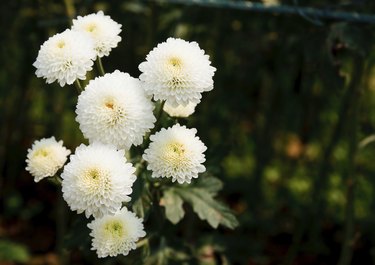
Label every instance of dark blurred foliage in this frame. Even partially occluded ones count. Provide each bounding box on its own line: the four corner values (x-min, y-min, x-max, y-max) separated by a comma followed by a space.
2, 0, 375, 264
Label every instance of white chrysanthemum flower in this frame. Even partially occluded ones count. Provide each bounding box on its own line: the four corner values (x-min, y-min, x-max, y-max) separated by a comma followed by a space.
33, 29, 96, 87
76, 71, 156, 150
26, 137, 71, 182
139, 37, 216, 107
163, 101, 197, 118
143, 124, 207, 184
72, 11, 122, 58
61, 143, 136, 218
88, 207, 146, 258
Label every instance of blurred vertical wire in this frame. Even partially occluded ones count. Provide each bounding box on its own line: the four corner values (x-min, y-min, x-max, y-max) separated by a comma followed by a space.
148, 0, 375, 25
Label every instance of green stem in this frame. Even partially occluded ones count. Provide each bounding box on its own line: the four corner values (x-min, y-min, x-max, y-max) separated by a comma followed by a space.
307, 60, 361, 250
96, 57, 106, 76
63, 0, 75, 22
135, 158, 146, 175
56, 188, 68, 265
156, 100, 165, 121
74, 80, 83, 93
50, 175, 62, 185
337, 57, 363, 265
358, 134, 375, 149
136, 238, 149, 248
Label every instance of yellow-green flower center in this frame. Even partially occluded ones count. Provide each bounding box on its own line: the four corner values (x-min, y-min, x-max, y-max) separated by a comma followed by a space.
162, 142, 186, 168
105, 220, 124, 237
57, 40, 66, 49
169, 142, 185, 155
33, 148, 50, 158
169, 57, 182, 68
79, 167, 111, 195
88, 168, 100, 180
86, 23, 98, 33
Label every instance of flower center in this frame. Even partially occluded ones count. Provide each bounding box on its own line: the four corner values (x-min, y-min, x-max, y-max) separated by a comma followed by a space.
162, 142, 187, 170
88, 168, 100, 180
34, 148, 51, 157
57, 40, 66, 49
169, 57, 182, 68
169, 142, 185, 155
103, 99, 126, 126
33, 148, 50, 158
79, 167, 111, 195
86, 23, 97, 33
105, 220, 124, 237
105, 102, 114, 109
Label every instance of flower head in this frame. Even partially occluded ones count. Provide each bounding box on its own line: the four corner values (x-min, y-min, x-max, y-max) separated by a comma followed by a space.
88, 207, 146, 258
163, 101, 197, 118
33, 29, 96, 86
61, 143, 136, 218
143, 124, 207, 184
76, 71, 156, 150
139, 38, 216, 107
72, 11, 122, 58
26, 137, 71, 182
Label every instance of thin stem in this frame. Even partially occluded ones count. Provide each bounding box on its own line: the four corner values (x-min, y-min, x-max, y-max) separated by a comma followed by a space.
149, 0, 375, 25
156, 100, 165, 121
55, 176, 62, 185
308, 62, 360, 245
135, 158, 146, 175
56, 188, 68, 265
96, 57, 106, 76
50, 175, 62, 185
74, 80, 83, 93
136, 238, 149, 248
63, 0, 75, 22
358, 134, 375, 149
337, 56, 364, 265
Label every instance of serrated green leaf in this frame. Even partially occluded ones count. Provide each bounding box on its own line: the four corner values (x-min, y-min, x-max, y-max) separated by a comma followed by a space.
175, 188, 239, 229
161, 189, 185, 224
195, 176, 223, 196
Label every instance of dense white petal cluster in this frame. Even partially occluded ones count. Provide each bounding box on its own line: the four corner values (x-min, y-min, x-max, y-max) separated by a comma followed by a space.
143, 124, 207, 184
33, 29, 96, 86
163, 101, 197, 118
88, 207, 146, 258
61, 143, 136, 218
72, 11, 122, 58
76, 71, 156, 150
26, 137, 71, 182
139, 38, 216, 107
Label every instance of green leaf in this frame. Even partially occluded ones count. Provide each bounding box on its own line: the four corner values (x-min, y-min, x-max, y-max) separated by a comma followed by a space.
195, 176, 223, 196
174, 187, 239, 229
0, 239, 30, 263
160, 176, 238, 229
161, 189, 185, 224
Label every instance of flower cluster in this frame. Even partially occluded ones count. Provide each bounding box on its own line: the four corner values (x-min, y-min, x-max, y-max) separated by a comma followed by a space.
28, 10, 215, 259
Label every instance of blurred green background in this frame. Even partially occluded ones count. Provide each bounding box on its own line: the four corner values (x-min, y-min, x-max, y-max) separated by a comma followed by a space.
2, 0, 375, 264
